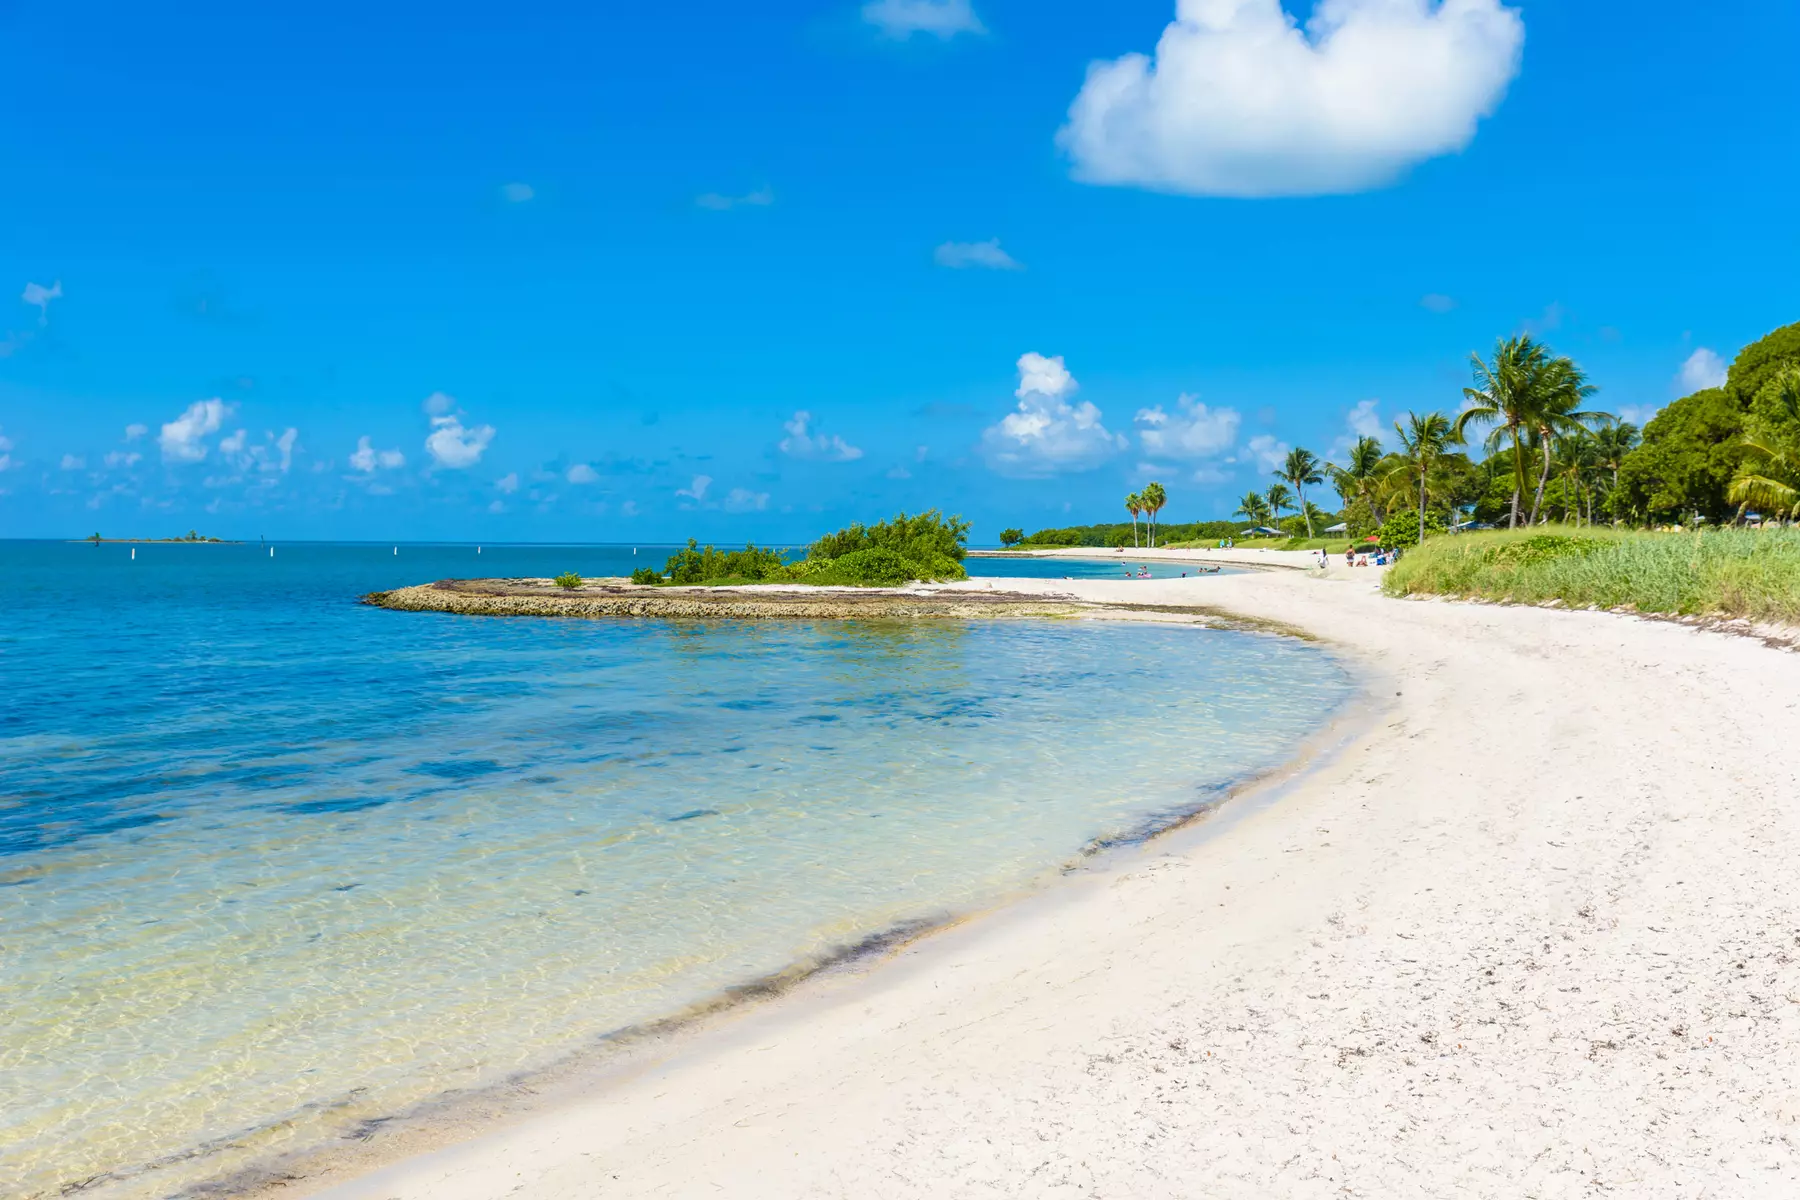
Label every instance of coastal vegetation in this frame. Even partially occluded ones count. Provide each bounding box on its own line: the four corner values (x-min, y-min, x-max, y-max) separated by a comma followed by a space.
633, 510, 969, 588
1006, 318, 1800, 556
1383, 526, 1800, 624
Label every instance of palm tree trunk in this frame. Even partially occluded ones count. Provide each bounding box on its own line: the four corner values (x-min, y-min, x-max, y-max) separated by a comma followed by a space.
1299, 487, 1314, 538
1529, 433, 1553, 525
1418, 471, 1427, 545
1507, 426, 1525, 529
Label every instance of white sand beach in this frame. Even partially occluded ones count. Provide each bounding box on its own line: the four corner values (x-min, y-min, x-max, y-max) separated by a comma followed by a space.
309, 563, 1800, 1199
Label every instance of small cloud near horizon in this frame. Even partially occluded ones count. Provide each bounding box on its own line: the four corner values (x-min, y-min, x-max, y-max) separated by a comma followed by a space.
779, 411, 863, 462
1420, 293, 1456, 314
1677, 348, 1728, 394
696, 187, 775, 211
934, 238, 1022, 271
863, 0, 984, 40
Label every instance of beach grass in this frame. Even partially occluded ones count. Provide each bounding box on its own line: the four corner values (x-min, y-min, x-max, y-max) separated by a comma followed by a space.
1382, 526, 1800, 624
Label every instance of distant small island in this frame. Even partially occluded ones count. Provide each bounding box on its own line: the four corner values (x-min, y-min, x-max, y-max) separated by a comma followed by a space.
72, 530, 241, 545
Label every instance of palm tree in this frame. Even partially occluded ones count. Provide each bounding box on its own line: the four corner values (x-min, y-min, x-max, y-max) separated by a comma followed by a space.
1456, 336, 1551, 529
1265, 483, 1294, 530
1277, 447, 1325, 538
1591, 421, 1639, 522
1526, 356, 1608, 525
1391, 411, 1459, 544
1328, 435, 1386, 524
1729, 365, 1800, 523
1124, 492, 1143, 547
1234, 491, 1271, 527
1141, 481, 1167, 548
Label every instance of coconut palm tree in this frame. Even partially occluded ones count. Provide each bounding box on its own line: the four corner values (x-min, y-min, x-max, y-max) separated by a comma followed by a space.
1124, 492, 1143, 547
1265, 483, 1294, 530
1526, 356, 1608, 525
1328, 435, 1386, 524
1141, 481, 1167, 547
1278, 447, 1325, 538
1729, 365, 1800, 522
1591, 421, 1640, 521
1456, 336, 1551, 529
1234, 491, 1271, 526
1390, 411, 1459, 544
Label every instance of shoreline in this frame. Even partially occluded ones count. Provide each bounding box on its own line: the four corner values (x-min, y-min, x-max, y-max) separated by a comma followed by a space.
229, 567, 1800, 1196
200, 620, 1376, 1200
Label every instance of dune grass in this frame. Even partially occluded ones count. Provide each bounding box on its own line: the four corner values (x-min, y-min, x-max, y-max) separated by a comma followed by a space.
1382, 526, 1800, 624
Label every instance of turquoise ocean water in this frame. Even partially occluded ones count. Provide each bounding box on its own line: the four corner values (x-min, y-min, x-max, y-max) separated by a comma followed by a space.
0, 541, 1350, 1198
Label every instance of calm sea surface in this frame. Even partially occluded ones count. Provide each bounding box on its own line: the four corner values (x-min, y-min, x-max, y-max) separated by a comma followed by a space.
0, 541, 1351, 1198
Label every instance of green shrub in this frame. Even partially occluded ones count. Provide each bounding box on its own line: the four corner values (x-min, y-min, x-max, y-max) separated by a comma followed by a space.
553, 572, 582, 590
806, 509, 968, 571
999, 527, 1024, 548
1376, 510, 1447, 551
629, 566, 661, 585
661, 540, 789, 585
793, 546, 921, 587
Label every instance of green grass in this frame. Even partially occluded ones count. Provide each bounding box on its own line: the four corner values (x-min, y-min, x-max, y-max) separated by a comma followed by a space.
1382, 526, 1800, 624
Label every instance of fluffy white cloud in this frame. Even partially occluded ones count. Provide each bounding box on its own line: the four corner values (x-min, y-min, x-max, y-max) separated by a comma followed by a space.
1059, 0, 1526, 197
1678, 348, 1728, 394
160, 399, 230, 463
499, 182, 535, 203
124, 423, 147, 441
677, 474, 712, 502
863, 0, 984, 38
696, 187, 775, 211
495, 472, 520, 494
105, 450, 142, 468
1135, 393, 1241, 459
621, 499, 640, 517
1246, 433, 1291, 472
22, 280, 61, 324
60, 453, 85, 470
981, 353, 1127, 477
567, 463, 599, 484
219, 429, 248, 457
422, 393, 495, 469
1345, 398, 1383, 439
350, 436, 405, 473
934, 239, 1022, 270
780, 411, 864, 461
725, 487, 769, 512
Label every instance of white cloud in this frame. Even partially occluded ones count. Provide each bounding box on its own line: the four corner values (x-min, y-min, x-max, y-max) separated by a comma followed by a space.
934, 239, 1022, 270
780, 411, 864, 461
1678, 348, 1728, 394
1059, 0, 1526, 198
60, 453, 85, 470
488, 499, 507, 514
105, 450, 142, 469
1616, 404, 1660, 428
350, 436, 405, 472
219, 429, 248, 457
1345, 398, 1383, 439
1421, 293, 1457, 313
887, 465, 912, 479
980, 352, 1127, 477
1135, 393, 1240, 459
725, 487, 770, 512
422, 393, 495, 469
1246, 433, 1291, 472
696, 187, 775, 211
496, 472, 519, 494
567, 463, 599, 484
22, 280, 62, 324
863, 0, 984, 38
160, 399, 231, 463
124, 423, 147, 441
500, 182, 535, 203
621, 499, 639, 517
677, 474, 712, 502
270, 428, 298, 473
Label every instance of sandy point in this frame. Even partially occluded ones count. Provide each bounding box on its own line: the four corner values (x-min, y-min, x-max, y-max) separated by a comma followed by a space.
296, 565, 1800, 1199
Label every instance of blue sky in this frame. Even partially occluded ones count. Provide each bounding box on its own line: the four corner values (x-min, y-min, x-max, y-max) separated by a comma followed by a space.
1, 0, 1795, 542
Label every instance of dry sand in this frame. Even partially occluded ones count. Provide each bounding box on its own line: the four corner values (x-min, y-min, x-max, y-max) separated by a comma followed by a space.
310, 564, 1800, 1199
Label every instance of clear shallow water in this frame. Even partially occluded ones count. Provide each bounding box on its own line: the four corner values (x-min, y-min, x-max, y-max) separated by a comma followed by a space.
965, 554, 1237, 580
0, 541, 1352, 1198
